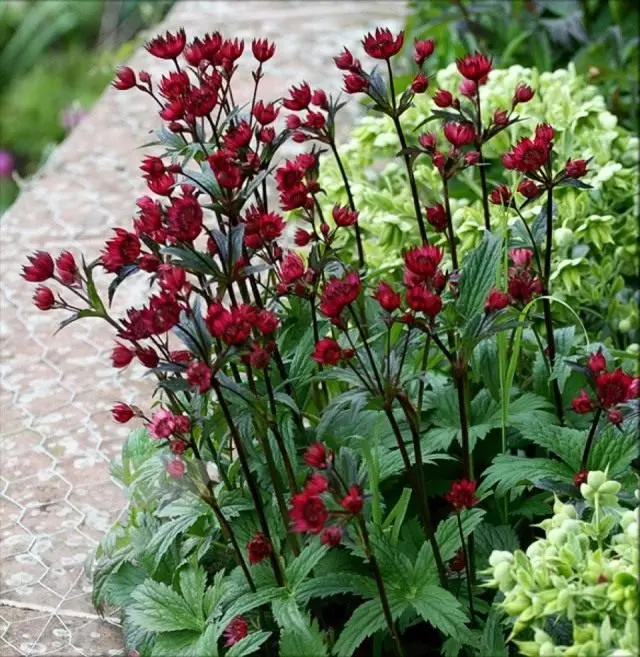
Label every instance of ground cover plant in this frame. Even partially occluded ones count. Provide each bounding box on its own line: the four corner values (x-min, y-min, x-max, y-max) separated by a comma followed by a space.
23, 26, 639, 656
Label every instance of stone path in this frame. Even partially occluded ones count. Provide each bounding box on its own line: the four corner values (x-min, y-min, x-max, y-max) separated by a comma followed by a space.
0, 1, 406, 655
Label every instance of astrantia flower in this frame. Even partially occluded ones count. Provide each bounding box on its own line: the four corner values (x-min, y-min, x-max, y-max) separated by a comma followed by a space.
573, 470, 589, 487
459, 79, 477, 98
149, 410, 177, 439
433, 89, 453, 108
449, 550, 466, 573
588, 350, 606, 375
145, 29, 186, 59
22, 251, 54, 282
513, 83, 534, 104
167, 458, 186, 479
312, 338, 343, 365
596, 368, 633, 409
607, 408, 624, 426
111, 343, 134, 368
493, 109, 509, 126
137, 346, 159, 369
414, 39, 435, 66
112, 403, 134, 424
186, 361, 212, 393
456, 53, 492, 81
485, 288, 510, 313
33, 286, 55, 311
319, 272, 361, 321
251, 38, 275, 62
445, 479, 478, 511
373, 282, 401, 312
510, 248, 534, 269
343, 71, 369, 94
565, 159, 588, 179
362, 27, 404, 60
255, 309, 279, 335
101, 229, 140, 273
252, 100, 279, 125
571, 390, 593, 414
424, 204, 447, 232
502, 137, 549, 173
224, 617, 248, 647
304, 442, 328, 469
279, 252, 306, 286
246, 532, 272, 564
332, 205, 358, 227
321, 526, 343, 547
290, 491, 328, 534
489, 185, 511, 206
334, 48, 358, 70
443, 122, 476, 147
113, 67, 136, 90
517, 179, 540, 199
404, 245, 444, 280
283, 82, 311, 111
294, 228, 312, 246
340, 486, 363, 514
406, 286, 442, 317
55, 251, 79, 285
411, 73, 429, 93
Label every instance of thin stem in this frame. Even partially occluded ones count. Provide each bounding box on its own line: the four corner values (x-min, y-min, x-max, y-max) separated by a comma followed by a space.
328, 139, 365, 268
580, 407, 602, 471
542, 186, 565, 425
455, 371, 473, 481
348, 306, 383, 394
443, 177, 459, 270
456, 513, 476, 624
358, 517, 405, 657
475, 91, 491, 231
513, 204, 543, 275
386, 59, 428, 245
416, 335, 431, 415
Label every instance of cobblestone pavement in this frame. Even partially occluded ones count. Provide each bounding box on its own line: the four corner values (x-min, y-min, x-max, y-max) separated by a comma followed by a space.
0, 2, 406, 655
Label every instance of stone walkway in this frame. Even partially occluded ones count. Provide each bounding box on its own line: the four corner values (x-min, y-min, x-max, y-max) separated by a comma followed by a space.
0, 2, 406, 655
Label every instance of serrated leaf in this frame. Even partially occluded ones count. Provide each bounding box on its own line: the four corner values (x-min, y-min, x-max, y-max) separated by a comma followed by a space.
161, 246, 219, 276
179, 565, 207, 623
129, 579, 204, 633
480, 454, 573, 496
227, 631, 272, 657
412, 585, 470, 637
588, 423, 638, 478
146, 513, 202, 571
435, 508, 486, 563
458, 231, 502, 323
474, 524, 519, 564
103, 563, 148, 608
295, 572, 376, 604
219, 588, 283, 629
286, 541, 328, 589
332, 599, 389, 657
279, 621, 327, 657
151, 630, 202, 657
480, 607, 508, 657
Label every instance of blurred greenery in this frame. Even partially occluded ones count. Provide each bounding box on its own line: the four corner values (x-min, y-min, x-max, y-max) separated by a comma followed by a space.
403, 0, 639, 128
0, 0, 174, 213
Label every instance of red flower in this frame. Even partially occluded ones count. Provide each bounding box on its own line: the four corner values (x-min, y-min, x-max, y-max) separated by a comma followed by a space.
404, 245, 444, 280
101, 229, 141, 273
422, 204, 446, 232
456, 53, 492, 81
443, 122, 476, 147
306, 473, 328, 495
411, 73, 429, 94
167, 458, 186, 479
185, 86, 217, 118
489, 185, 511, 206
493, 109, 509, 127
419, 133, 436, 151
33, 286, 55, 311
158, 71, 191, 100
137, 347, 159, 369
332, 205, 358, 227
319, 272, 361, 320
535, 123, 555, 145
22, 251, 54, 282
252, 100, 279, 125
112, 403, 134, 424
219, 38, 244, 63
290, 491, 328, 534
170, 439, 187, 454
246, 532, 272, 565
312, 338, 343, 365
588, 349, 606, 375
485, 288, 510, 313
145, 29, 186, 59
174, 415, 190, 434
362, 28, 404, 60
518, 179, 540, 199
571, 390, 593, 414
565, 159, 588, 179
607, 408, 624, 426
343, 72, 369, 94
294, 228, 312, 246
167, 193, 203, 243
334, 48, 356, 70
111, 343, 134, 368
373, 282, 401, 312
246, 343, 272, 369
459, 79, 477, 98
596, 368, 633, 409
171, 350, 193, 364
113, 67, 136, 90
208, 151, 243, 190
508, 273, 542, 305
465, 150, 480, 166
224, 617, 248, 647
304, 442, 328, 469
445, 479, 478, 511
283, 82, 311, 111
186, 361, 212, 393
312, 89, 328, 108
321, 526, 343, 547
279, 252, 306, 286
449, 550, 466, 573
340, 486, 364, 514
433, 89, 453, 108
573, 470, 589, 487
255, 310, 279, 335
513, 83, 534, 104
149, 410, 177, 439
510, 248, 533, 269
406, 286, 443, 317
414, 39, 435, 66
502, 137, 549, 173
251, 38, 275, 62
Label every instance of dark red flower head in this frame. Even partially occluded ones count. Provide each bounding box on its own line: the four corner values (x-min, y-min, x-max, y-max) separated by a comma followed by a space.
334, 47, 357, 70
565, 159, 588, 179
294, 228, 312, 247
607, 408, 624, 426
224, 617, 248, 647
319, 272, 361, 321
596, 368, 633, 409
513, 83, 534, 104
445, 479, 478, 511
433, 89, 453, 108
218, 38, 245, 63
502, 137, 549, 173
449, 550, 466, 573
518, 179, 540, 199
404, 245, 444, 280
588, 349, 606, 375
290, 491, 328, 534
459, 79, 477, 98
343, 71, 369, 94
112, 403, 134, 424
414, 39, 435, 66
443, 122, 476, 148
33, 286, 55, 311
312, 338, 344, 366
510, 248, 533, 269
283, 82, 312, 111
321, 526, 343, 547
456, 53, 492, 82
411, 73, 429, 94
252, 100, 279, 126
186, 361, 212, 393
145, 29, 186, 59
113, 67, 136, 90
304, 442, 328, 469
137, 347, 159, 369
101, 229, 141, 273
406, 286, 443, 317
573, 470, 589, 487
374, 282, 402, 313
251, 38, 275, 62
489, 185, 512, 206
571, 390, 593, 414
362, 28, 404, 60
485, 288, 510, 313
332, 205, 359, 227
246, 532, 272, 565
112, 343, 135, 369
340, 486, 364, 514
22, 251, 54, 282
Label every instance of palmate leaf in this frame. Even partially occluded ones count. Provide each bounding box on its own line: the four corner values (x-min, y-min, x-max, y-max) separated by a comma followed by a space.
480, 454, 574, 497
588, 423, 638, 478
473, 524, 519, 565
332, 599, 390, 657
411, 585, 470, 639
295, 573, 376, 604
518, 420, 585, 470
434, 508, 486, 564
279, 620, 327, 657
227, 631, 272, 657
286, 541, 328, 589
129, 579, 204, 633
151, 630, 203, 657
480, 607, 508, 657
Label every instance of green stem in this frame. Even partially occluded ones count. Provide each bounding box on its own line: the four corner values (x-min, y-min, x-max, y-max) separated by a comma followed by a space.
456, 513, 476, 624
443, 177, 459, 270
